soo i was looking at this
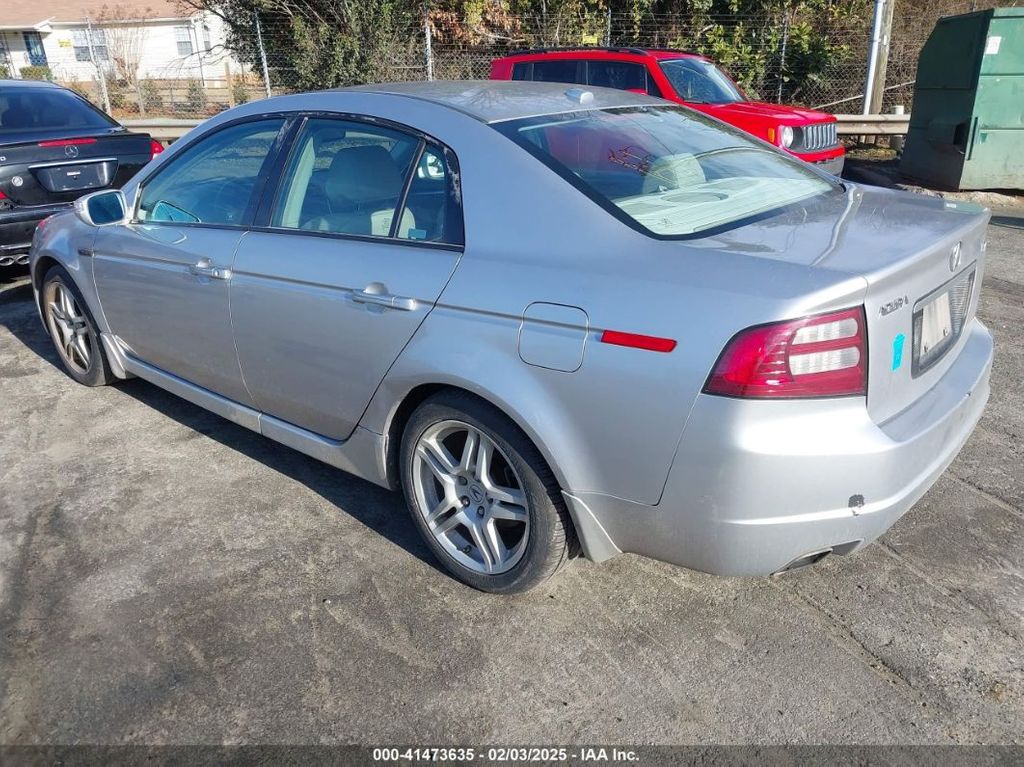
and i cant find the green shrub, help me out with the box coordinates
[184,79,207,114]
[0,64,9,79]
[232,81,250,105]
[140,80,164,112]
[106,79,127,111]
[19,65,52,81]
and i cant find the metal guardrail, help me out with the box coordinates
[125,113,912,145]
[834,113,910,135]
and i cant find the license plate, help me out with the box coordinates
[919,290,953,358]
[912,265,975,377]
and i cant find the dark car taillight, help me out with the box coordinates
[704,307,867,399]
[150,139,165,160]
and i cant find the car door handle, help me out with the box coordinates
[188,259,232,280]
[351,288,417,311]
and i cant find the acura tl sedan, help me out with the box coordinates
[29,81,992,593]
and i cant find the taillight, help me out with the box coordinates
[704,307,867,399]
[38,137,97,147]
[149,139,165,160]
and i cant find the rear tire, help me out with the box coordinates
[41,265,114,387]
[400,391,574,593]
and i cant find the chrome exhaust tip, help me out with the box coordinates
[773,540,862,574]
[0,256,15,267]
[16,254,29,265]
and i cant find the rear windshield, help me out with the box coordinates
[493,105,838,238]
[0,87,117,135]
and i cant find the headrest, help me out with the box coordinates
[325,144,403,201]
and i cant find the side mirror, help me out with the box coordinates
[74,189,127,227]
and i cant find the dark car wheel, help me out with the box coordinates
[41,265,114,387]
[400,391,575,593]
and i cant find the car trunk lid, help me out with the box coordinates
[706,183,989,423]
[0,129,151,206]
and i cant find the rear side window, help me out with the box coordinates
[0,88,117,135]
[531,60,585,84]
[511,62,531,80]
[271,118,419,237]
[587,61,647,93]
[137,118,284,226]
[271,118,463,245]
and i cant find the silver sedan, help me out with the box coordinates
[29,82,993,592]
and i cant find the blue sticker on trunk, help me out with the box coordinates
[892,333,905,370]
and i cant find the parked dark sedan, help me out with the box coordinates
[0,79,161,268]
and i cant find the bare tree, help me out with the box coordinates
[95,3,155,87]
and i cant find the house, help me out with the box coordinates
[0,0,241,85]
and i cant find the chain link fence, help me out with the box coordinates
[14,0,1005,122]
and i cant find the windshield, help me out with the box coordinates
[659,58,745,104]
[494,106,837,238]
[0,87,118,135]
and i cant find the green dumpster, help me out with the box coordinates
[901,7,1024,190]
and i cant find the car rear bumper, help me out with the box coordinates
[0,202,71,257]
[567,320,993,575]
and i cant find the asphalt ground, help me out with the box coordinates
[0,209,1022,746]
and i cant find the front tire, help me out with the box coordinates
[41,265,114,387]
[400,391,574,593]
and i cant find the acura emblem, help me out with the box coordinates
[949,242,962,272]
[65,144,79,158]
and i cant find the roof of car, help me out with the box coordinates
[0,79,63,89]
[496,47,706,61]
[343,80,662,124]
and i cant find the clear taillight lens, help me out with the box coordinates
[704,306,868,399]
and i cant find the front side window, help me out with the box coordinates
[271,118,462,245]
[137,118,284,225]
[495,106,837,237]
[659,58,744,105]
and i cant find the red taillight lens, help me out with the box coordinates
[704,306,868,399]
[38,137,97,147]
[149,139,165,160]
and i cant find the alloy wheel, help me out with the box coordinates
[45,281,92,374]
[411,419,530,574]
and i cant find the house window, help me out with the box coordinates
[72,28,109,62]
[175,26,194,56]
[23,31,47,67]
[202,24,212,52]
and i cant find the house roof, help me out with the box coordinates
[2,0,192,29]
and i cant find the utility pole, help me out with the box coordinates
[869,0,896,115]
[254,12,272,99]
[424,1,433,81]
[862,0,895,115]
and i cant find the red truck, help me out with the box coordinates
[490,47,845,174]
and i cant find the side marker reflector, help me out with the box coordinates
[600,330,677,353]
